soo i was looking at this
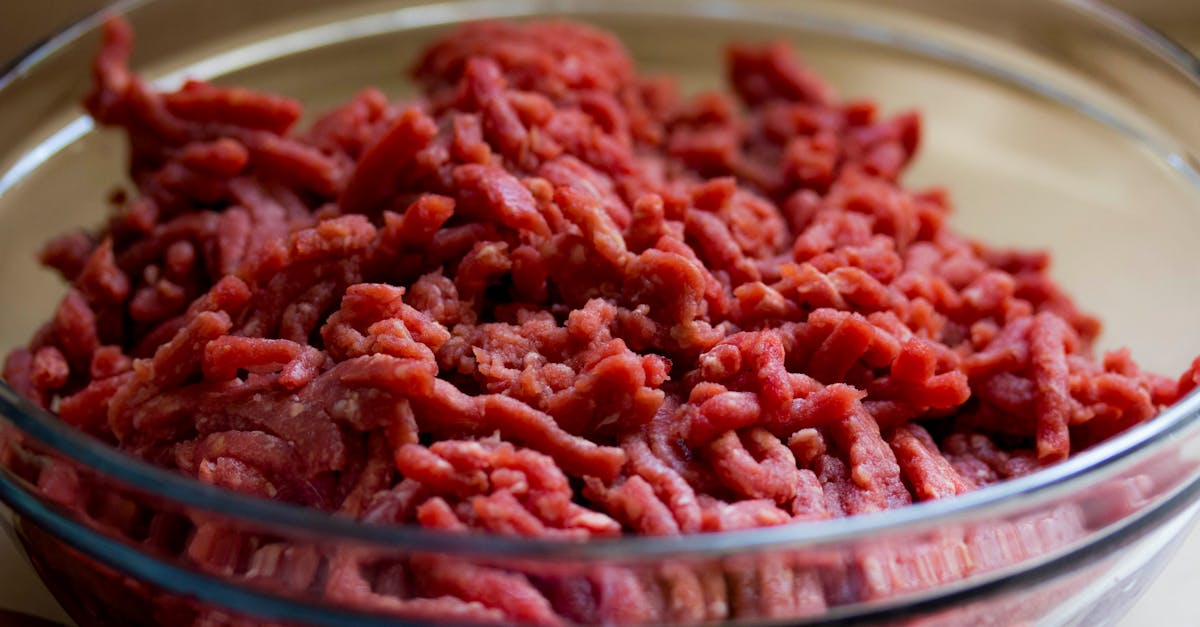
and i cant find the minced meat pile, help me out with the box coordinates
[4,16,1199,625]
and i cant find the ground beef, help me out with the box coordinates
[2,16,1194,626]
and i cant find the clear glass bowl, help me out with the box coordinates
[2,0,1200,625]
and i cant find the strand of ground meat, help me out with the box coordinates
[2,16,1194,626]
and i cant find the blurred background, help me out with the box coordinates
[11,0,1193,61]
[0,1,1197,626]
[1,0,1196,80]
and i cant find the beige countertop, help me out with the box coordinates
[0,2,1197,626]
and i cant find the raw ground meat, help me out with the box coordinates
[2,16,1196,626]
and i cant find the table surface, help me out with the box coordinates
[0,2,1198,626]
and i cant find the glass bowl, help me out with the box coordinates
[2,0,1200,625]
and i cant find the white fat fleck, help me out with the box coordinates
[597,413,621,428]
[332,397,360,419]
[562,55,581,77]
[596,231,625,255]
[851,466,871,489]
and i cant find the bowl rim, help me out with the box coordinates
[1,0,1200,562]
